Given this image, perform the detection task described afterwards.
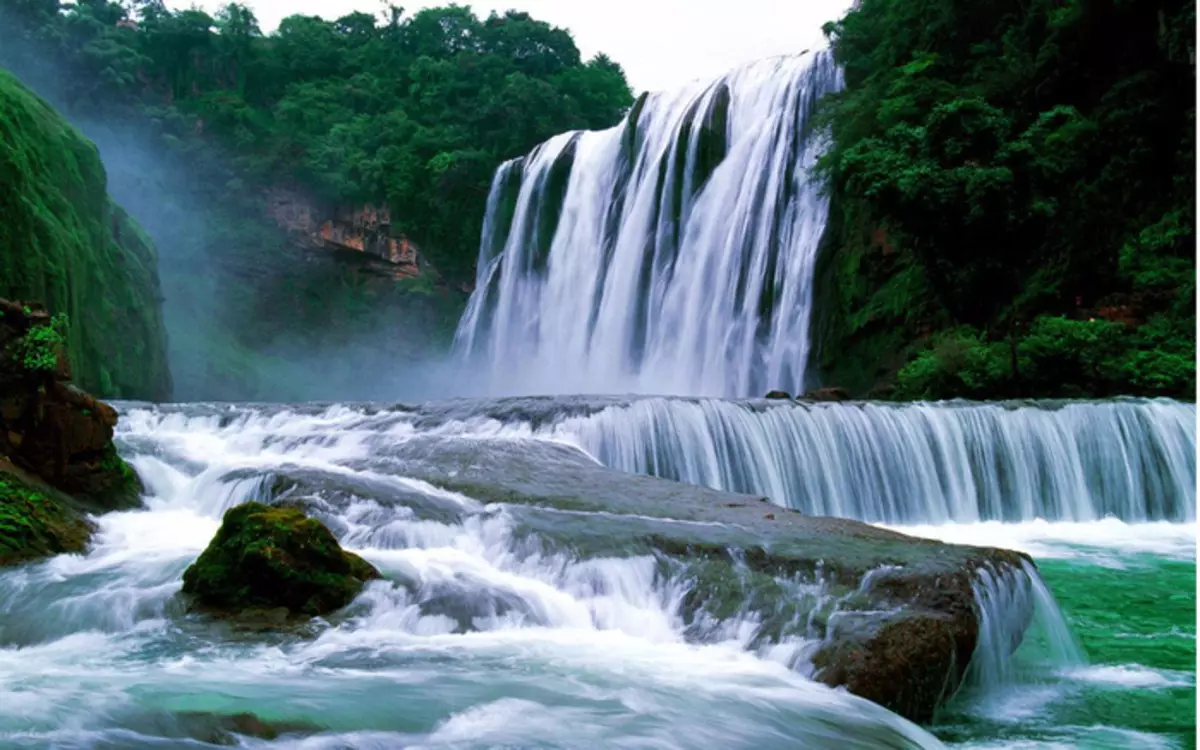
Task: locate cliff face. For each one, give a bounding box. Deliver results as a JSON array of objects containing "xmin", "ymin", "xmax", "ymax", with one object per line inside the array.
[
  {"xmin": 266, "ymin": 189, "xmax": 423, "ymax": 280},
  {"xmin": 0, "ymin": 70, "xmax": 172, "ymax": 401},
  {"xmin": 0, "ymin": 298, "xmax": 145, "ymax": 566}
]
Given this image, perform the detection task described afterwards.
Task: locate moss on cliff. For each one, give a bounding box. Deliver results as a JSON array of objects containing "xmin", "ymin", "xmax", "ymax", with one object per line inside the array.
[
  {"xmin": 0, "ymin": 471, "xmax": 93, "ymax": 566},
  {"xmin": 0, "ymin": 70, "xmax": 171, "ymax": 401}
]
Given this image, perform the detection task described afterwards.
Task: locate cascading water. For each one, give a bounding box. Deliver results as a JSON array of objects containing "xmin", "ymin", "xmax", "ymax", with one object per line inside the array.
[
  {"xmin": 1, "ymin": 400, "xmax": 1192, "ymax": 748},
  {"xmin": 454, "ymin": 52, "xmax": 842, "ymax": 398},
  {"xmin": 543, "ymin": 397, "xmax": 1197, "ymax": 523},
  {"xmin": 0, "ymin": 403, "xmax": 948, "ymax": 749}
]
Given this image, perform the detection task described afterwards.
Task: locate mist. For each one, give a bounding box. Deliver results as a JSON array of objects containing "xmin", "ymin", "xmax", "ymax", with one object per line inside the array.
[{"xmin": 0, "ymin": 14, "xmax": 480, "ymax": 405}]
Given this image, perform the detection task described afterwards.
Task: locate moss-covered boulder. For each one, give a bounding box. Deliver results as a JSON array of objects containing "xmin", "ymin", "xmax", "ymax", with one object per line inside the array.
[
  {"xmin": 0, "ymin": 467, "xmax": 93, "ymax": 566},
  {"xmin": 182, "ymin": 502, "xmax": 380, "ymax": 617},
  {"xmin": 0, "ymin": 69, "xmax": 171, "ymax": 400}
]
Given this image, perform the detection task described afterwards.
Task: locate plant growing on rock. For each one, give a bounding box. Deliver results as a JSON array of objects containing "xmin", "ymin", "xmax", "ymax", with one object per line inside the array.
[{"xmin": 12, "ymin": 313, "xmax": 67, "ymax": 374}]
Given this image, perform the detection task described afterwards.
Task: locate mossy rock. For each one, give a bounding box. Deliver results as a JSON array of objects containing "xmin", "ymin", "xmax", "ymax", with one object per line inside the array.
[
  {"xmin": 0, "ymin": 469, "xmax": 93, "ymax": 566},
  {"xmin": 181, "ymin": 502, "xmax": 380, "ymax": 618}
]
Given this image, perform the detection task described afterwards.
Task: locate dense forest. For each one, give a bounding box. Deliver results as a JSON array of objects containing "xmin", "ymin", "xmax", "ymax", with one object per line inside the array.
[
  {"xmin": 1, "ymin": 0, "xmax": 1193, "ymax": 402},
  {"xmin": 814, "ymin": 0, "xmax": 1196, "ymax": 400},
  {"xmin": 0, "ymin": 0, "xmax": 632, "ymax": 399}
]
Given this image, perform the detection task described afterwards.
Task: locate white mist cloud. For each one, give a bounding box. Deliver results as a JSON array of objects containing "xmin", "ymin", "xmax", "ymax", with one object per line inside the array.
[{"xmin": 163, "ymin": 0, "xmax": 853, "ymax": 94}]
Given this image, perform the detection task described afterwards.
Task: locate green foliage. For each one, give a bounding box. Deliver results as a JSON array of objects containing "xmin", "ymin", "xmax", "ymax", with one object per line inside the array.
[
  {"xmin": 0, "ymin": 70, "xmax": 172, "ymax": 399},
  {"xmin": 1, "ymin": 2, "xmax": 631, "ymax": 283},
  {"xmin": 0, "ymin": 473, "xmax": 92, "ymax": 566},
  {"xmin": 12, "ymin": 312, "xmax": 67, "ymax": 372},
  {"xmin": 181, "ymin": 501, "xmax": 380, "ymax": 616},
  {"xmin": 817, "ymin": 0, "xmax": 1195, "ymax": 400},
  {"xmin": 893, "ymin": 317, "xmax": 1196, "ymax": 401},
  {"xmin": 0, "ymin": 2, "xmax": 631, "ymax": 398}
]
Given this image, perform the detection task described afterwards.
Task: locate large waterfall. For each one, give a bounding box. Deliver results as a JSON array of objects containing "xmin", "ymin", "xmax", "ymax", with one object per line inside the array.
[{"xmin": 455, "ymin": 52, "xmax": 841, "ymax": 398}]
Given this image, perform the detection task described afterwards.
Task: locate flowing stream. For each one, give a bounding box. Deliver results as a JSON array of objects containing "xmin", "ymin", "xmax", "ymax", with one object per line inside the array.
[{"xmin": 0, "ymin": 399, "xmax": 1192, "ymax": 749}]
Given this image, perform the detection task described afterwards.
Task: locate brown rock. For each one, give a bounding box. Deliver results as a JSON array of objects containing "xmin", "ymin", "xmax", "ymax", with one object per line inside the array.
[
  {"xmin": 800, "ymin": 386, "xmax": 852, "ymax": 402},
  {"xmin": 764, "ymin": 389, "xmax": 792, "ymax": 400},
  {"xmin": 0, "ymin": 298, "xmax": 141, "ymax": 512}
]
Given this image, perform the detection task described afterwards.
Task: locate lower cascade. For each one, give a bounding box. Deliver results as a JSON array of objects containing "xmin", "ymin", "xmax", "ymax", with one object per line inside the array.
[
  {"xmin": 545, "ymin": 397, "xmax": 1197, "ymax": 523},
  {"xmin": 0, "ymin": 399, "xmax": 1192, "ymax": 747}
]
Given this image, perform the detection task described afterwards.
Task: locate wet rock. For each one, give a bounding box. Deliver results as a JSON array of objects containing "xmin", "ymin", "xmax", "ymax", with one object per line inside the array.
[
  {"xmin": 800, "ymin": 386, "xmax": 852, "ymax": 402},
  {"xmin": 0, "ymin": 462, "xmax": 94, "ymax": 566},
  {"xmin": 343, "ymin": 433, "xmax": 1032, "ymax": 723},
  {"xmin": 764, "ymin": 389, "xmax": 793, "ymax": 399},
  {"xmin": 155, "ymin": 710, "xmax": 321, "ymax": 745},
  {"xmin": 182, "ymin": 502, "xmax": 381, "ymax": 618}
]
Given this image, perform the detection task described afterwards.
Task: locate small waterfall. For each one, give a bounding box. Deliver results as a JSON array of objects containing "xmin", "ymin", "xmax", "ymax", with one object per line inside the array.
[
  {"xmin": 454, "ymin": 52, "xmax": 843, "ymax": 398},
  {"xmin": 964, "ymin": 561, "xmax": 1085, "ymax": 693},
  {"xmin": 549, "ymin": 397, "xmax": 1196, "ymax": 523}
]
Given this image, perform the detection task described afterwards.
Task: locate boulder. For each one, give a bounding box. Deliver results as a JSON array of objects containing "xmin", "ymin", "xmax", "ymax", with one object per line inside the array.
[
  {"xmin": 262, "ymin": 433, "xmax": 1033, "ymax": 723},
  {"xmin": 764, "ymin": 389, "xmax": 793, "ymax": 399},
  {"xmin": 182, "ymin": 502, "xmax": 380, "ymax": 618}
]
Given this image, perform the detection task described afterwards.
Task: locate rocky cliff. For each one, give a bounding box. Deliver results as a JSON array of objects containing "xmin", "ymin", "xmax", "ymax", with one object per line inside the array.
[
  {"xmin": 267, "ymin": 188, "xmax": 423, "ymax": 280},
  {"xmin": 0, "ymin": 69, "xmax": 171, "ymax": 401},
  {"xmin": 0, "ymin": 299, "xmax": 143, "ymax": 565}
]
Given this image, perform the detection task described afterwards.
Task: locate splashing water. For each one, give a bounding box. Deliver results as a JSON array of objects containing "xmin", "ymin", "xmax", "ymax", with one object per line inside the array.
[{"xmin": 0, "ymin": 403, "xmax": 949, "ymax": 749}]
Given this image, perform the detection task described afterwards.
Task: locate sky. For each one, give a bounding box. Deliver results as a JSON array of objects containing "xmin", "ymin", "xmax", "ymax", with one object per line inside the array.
[{"xmin": 164, "ymin": 0, "xmax": 852, "ymax": 94}]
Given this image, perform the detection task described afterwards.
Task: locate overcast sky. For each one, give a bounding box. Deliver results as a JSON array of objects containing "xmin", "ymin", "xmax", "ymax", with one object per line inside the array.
[{"xmin": 164, "ymin": 0, "xmax": 853, "ymax": 94}]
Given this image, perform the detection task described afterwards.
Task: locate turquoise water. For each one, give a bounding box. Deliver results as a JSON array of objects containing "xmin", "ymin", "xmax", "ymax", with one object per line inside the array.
[
  {"xmin": 904, "ymin": 522, "xmax": 1197, "ymax": 749},
  {"xmin": 0, "ymin": 404, "xmax": 1193, "ymax": 749}
]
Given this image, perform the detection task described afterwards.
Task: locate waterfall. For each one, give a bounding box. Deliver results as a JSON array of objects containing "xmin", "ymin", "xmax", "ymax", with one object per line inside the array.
[
  {"xmin": 454, "ymin": 52, "xmax": 842, "ymax": 398},
  {"xmin": 964, "ymin": 561, "xmax": 1084, "ymax": 693},
  {"xmin": 545, "ymin": 397, "xmax": 1196, "ymax": 523}
]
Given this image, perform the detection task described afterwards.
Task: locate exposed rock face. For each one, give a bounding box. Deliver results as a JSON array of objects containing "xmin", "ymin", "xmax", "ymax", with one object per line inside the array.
[
  {"xmin": 263, "ymin": 432, "xmax": 1034, "ymax": 723},
  {"xmin": 0, "ymin": 299, "xmax": 141, "ymax": 512},
  {"xmin": 182, "ymin": 502, "xmax": 381, "ymax": 618},
  {"xmin": 266, "ymin": 188, "xmax": 422, "ymax": 280}
]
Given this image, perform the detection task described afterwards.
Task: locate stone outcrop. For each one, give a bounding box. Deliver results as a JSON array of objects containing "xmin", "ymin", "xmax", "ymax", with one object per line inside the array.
[
  {"xmin": 264, "ymin": 431, "xmax": 1035, "ymax": 723},
  {"xmin": 0, "ymin": 299, "xmax": 141, "ymax": 512},
  {"xmin": 181, "ymin": 502, "xmax": 380, "ymax": 618},
  {"xmin": 266, "ymin": 188, "xmax": 422, "ymax": 280},
  {"xmin": 0, "ymin": 465, "xmax": 93, "ymax": 566},
  {"xmin": 0, "ymin": 298, "xmax": 143, "ymax": 566}
]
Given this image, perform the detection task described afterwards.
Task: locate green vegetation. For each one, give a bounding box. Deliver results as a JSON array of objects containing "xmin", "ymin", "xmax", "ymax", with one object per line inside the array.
[
  {"xmin": 1, "ymin": 1, "xmax": 632, "ymax": 399},
  {"xmin": 12, "ymin": 312, "xmax": 66, "ymax": 373},
  {"xmin": 814, "ymin": 0, "xmax": 1195, "ymax": 400},
  {"xmin": 0, "ymin": 70, "xmax": 172, "ymax": 399},
  {"xmin": 182, "ymin": 502, "xmax": 380, "ymax": 617},
  {"xmin": 0, "ymin": 473, "xmax": 92, "ymax": 566}
]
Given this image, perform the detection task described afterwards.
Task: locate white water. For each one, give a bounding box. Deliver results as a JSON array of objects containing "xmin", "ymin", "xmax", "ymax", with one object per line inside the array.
[
  {"xmin": 964, "ymin": 561, "xmax": 1085, "ymax": 694},
  {"xmin": 0, "ymin": 404, "xmax": 949, "ymax": 749},
  {"xmin": 541, "ymin": 397, "xmax": 1197, "ymax": 523},
  {"xmin": 454, "ymin": 51, "xmax": 841, "ymax": 398}
]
